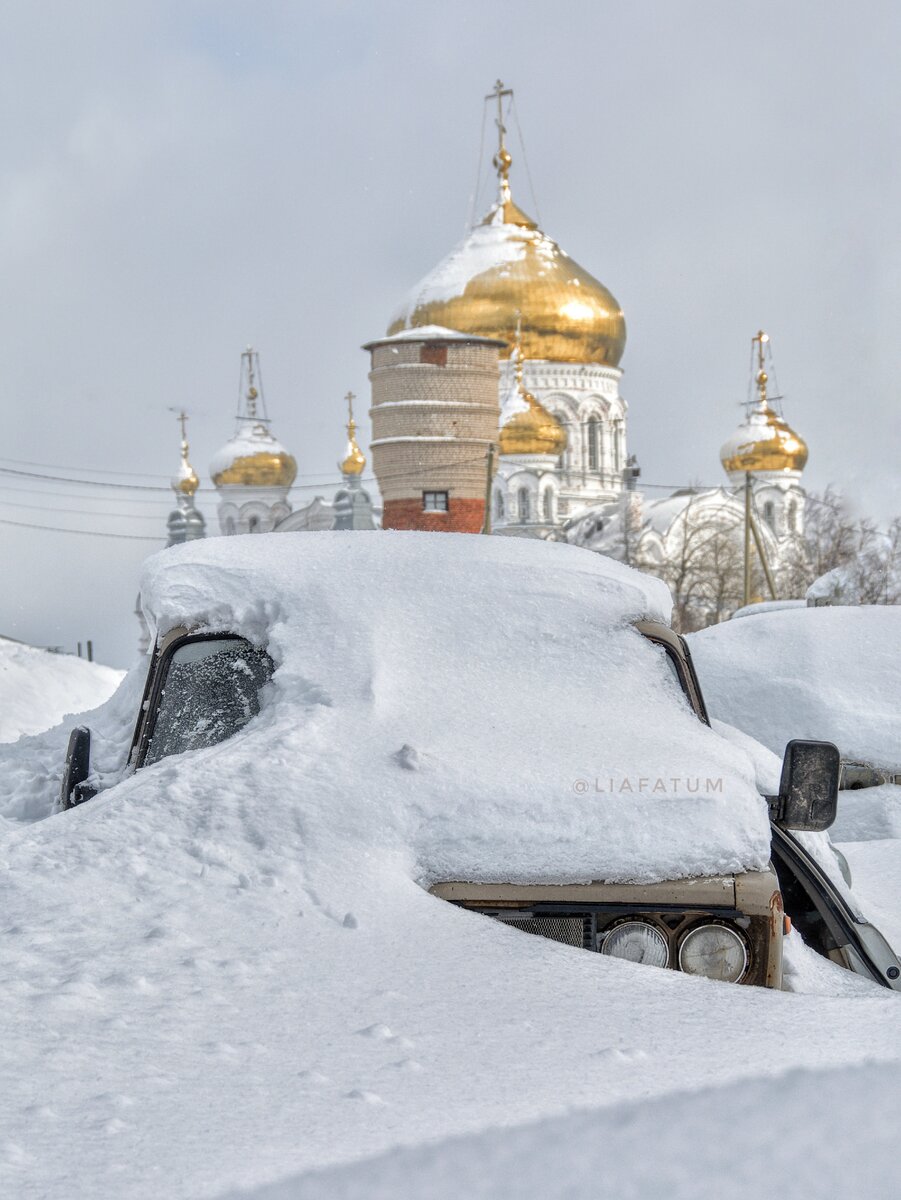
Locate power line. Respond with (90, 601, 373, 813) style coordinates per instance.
(0, 516, 162, 541)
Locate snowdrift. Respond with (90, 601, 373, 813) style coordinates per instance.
(0, 636, 123, 743)
(688, 606, 901, 768)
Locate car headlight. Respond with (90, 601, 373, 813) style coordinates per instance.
(600, 920, 669, 968)
(678, 923, 749, 982)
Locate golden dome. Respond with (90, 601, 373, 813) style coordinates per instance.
(721, 368, 808, 477)
(499, 355, 567, 457)
(386, 144, 625, 366)
(210, 420, 297, 488)
(211, 349, 298, 490)
(339, 391, 366, 476)
(172, 412, 200, 497)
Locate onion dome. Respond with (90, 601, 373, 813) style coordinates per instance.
(386, 106, 625, 367)
(721, 366, 808, 480)
(167, 412, 205, 547)
(339, 391, 366, 477)
(499, 350, 567, 457)
(173, 413, 200, 497)
(210, 349, 297, 490)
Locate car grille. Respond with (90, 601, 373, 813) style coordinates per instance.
(493, 912, 591, 949)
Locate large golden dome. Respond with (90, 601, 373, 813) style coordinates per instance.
(387, 151, 625, 366)
(721, 370, 808, 479)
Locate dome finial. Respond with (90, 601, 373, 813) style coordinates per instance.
(486, 79, 514, 205)
(720, 331, 807, 478)
(753, 330, 770, 407)
(339, 390, 366, 477)
(172, 409, 200, 497)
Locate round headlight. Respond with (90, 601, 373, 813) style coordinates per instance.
(600, 920, 669, 968)
(678, 923, 749, 983)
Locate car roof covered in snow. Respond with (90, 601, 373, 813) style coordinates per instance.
(132, 532, 771, 885)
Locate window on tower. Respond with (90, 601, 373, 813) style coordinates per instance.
(423, 491, 449, 512)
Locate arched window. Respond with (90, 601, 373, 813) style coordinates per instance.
(248, 515, 260, 534)
(786, 499, 797, 533)
(542, 489, 554, 523)
(518, 487, 530, 523)
(762, 500, 775, 530)
(494, 490, 505, 520)
(587, 417, 600, 472)
(225, 517, 236, 536)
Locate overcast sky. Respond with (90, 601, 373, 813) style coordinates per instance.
(2, 1, 900, 667)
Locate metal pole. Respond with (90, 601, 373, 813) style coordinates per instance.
(743, 473, 752, 607)
(481, 443, 495, 534)
(86, 640, 93, 663)
(748, 511, 778, 600)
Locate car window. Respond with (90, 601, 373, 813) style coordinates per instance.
(143, 637, 273, 766)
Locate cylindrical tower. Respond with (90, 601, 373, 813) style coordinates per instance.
(362, 327, 504, 532)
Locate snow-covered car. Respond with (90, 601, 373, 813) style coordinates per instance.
(688, 606, 901, 834)
(59, 534, 901, 991)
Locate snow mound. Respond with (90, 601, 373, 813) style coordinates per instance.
(688, 607, 901, 768)
(0, 637, 124, 744)
(135, 531, 768, 885)
(220, 1063, 901, 1200)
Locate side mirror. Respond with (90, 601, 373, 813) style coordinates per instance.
(59, 726, 97, 811)
(767, 739, 840, 832)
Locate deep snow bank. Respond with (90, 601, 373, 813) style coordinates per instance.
(0, 535, 897, 1200)
(136, 531, 771, 884)
(688, 606, 901, 767)
(0, 637, 124, 743)
(220, 1062, 901, 1200)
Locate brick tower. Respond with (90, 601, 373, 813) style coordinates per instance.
(363, 326, 503, 532)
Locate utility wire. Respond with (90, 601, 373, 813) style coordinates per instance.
(0, 517, 162, 541)
(510, 95, 541, 226)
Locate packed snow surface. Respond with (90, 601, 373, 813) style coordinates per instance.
(1, 535, 898, 1200)
(688, 606, 901, 767)
(0, 636, 123, 743)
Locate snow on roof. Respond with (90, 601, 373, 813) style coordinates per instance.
(363, 325, 506, 348)
(0, 637, 123, 744)
(688, 606, 901, 768)
(388, 220, 544, 324)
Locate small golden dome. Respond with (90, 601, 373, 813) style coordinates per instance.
(499, 356, 567, 457)
(340, 390, 366, 477)
(721, 399, 808, 477)
(387, 148, 625, 366)
(172, 412, 200, 497)
(210, 421, 297, 489)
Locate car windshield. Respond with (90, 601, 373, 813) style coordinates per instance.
(144, 637, 273, 766)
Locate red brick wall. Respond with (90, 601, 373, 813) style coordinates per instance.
(383, 498, 485, 533)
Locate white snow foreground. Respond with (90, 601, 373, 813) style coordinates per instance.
(688, 606, 901, 767)
(219, 1062, 901, 1200)
(1, 535, 899, 1200)
(0, 636, 123, 744)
